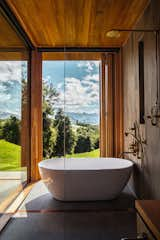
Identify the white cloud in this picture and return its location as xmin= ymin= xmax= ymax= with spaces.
xmin=83 ymin=73 xmax=99 ymax=82
xmin=77 ymin=61 xmax=100 ymax=73
xmin=0 ymin=61 xmax=26 ymax=83
xmin=55 ymin=76 xmax=99 ymax=113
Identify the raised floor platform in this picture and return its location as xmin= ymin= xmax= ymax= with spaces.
xmin=0 ymin=181 xmax=137 ymax=240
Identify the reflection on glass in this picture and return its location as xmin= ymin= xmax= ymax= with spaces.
xmin=0 ymin=60 xmax=28 ymax=203
xmin=0 ymin=7 xmax=29 ymax=210
xmin=42 ymin=60 xmax=100 ymax=159
xmin=42 ymin=61 xmax=65 ymax=158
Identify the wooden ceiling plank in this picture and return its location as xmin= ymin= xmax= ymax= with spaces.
xmin=0 ymin=11 xmax=25 ymax=48
xmin=6 ymin=0 xmax=37 ymax=46
xmin=6 ymin=0 xmax=149 ymax=48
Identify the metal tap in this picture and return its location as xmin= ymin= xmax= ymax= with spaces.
xmin=119 ymin=151 xmax=135 ymax=158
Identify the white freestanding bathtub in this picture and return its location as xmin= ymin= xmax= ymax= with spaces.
xmin=38 ymin=158 xmax=133 ymax=201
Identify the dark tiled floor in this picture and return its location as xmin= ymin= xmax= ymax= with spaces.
xmin=0 ymin=181 xmax=137 ymax=240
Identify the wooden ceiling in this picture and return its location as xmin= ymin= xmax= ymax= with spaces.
xmin=6 ymin=0 xmax=149 ymax=48
xmin=0 ymin=10 xmax=25 ymax=48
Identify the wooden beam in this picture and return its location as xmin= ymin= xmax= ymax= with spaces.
xmin=40 ymin=47 xmax=120 ymax=53
xmin=100 ymin=51 xmax=123 ymax=157
xmin=106 ymin=54 xmax=114 ymax=157
xmin=100 ymin=54 xmax=107 ymax=157
xmin=0 ymin=51 xmax=28 ymax=60
xmin=113 ymin=50 xmax=123 ymax=157
xmin=30 ymin=50 xmax=42 ymax=181
xmin=43 ymin=51 xmax=103 ymax=60
xmin=100 ymin=53 xmax=114 ymax=157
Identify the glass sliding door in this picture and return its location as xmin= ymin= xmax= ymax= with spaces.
xmin=0 ymin=8 xmax=30 ymax=210
xmin=42 ymin=54 xmax=100 ymax=159
xmin=42 ymin=60 xmax=65 ymax=159
xmin=64 ymin=60 xmax=100 ymax=158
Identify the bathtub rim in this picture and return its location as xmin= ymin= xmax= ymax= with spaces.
xmin=38 ymin=157 xmax=134 ymax=171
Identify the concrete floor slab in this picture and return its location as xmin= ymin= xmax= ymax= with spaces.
xmin=1 ymin=211 xmax=136 ymax=240
xmin=0 ymin=181 xmax=136 ymax=240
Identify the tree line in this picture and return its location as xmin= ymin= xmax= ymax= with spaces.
xmin=0 ymin=81 xmax=99 ymax=158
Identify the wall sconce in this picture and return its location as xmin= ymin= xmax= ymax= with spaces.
xmin=106 ymin=28 xmax=160 ymax=127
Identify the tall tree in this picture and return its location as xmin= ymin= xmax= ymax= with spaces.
xmin=43 ymin=81 xmax=59 ymax=158
xmin=54 ymin=109 xmax=75 ymax=156
xmin=74 ymin=135 xmax=91 ymax=153
xmin=2 ymin=116 xmax=20 ymax=145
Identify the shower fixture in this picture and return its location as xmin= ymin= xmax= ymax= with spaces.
xmin=106 ymin=28 xmax=159 ymax=38
xmin=107 ymin=28 xmax=160 ymax=127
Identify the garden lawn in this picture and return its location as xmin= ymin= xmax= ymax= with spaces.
xmin=66 ymin=148 xmax=100 ymax=158
xmin=0 ymin=140 xmax=21 ymax=171
xmin=0 ymin=140 xmax=100 ymax=170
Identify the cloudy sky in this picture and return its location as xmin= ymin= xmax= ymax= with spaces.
xmin=0 ymin=61 xmax=26 ymax=118
xmin=43 ymin=60 xmax=100 ymax=114
xmin=0 ymin=60 xmax=100 ymax=119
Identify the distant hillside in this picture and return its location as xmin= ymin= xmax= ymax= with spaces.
xmin=0 ymin=110 xmax=99 ymax=125
xmin=0 ymin=111 xmax=20 ymax=120
xmin=66 ymin=148 xmax=100 ymax=158
xmin=66 ymin=112 xmax=99 ymax=125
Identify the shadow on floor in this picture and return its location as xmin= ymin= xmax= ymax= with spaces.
xmin=19 ymin=181 xmax=135 ymax=211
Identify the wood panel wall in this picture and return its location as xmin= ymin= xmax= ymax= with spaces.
xmin=123 ymin=0 xmax=160 ymax=199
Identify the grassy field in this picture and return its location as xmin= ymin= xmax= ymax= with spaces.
xmin=0 ymin=139 xmax=100 ymax=171
xmin=66 ymin=148 xmax=100 ymax=158
xmin=0 ymin=140 xmax=21 ymax=171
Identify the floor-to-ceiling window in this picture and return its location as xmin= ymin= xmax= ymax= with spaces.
xmin=42 ymin=58 xmax=100 ymax=159
xmin=0 ymin=9 xmax=30 ymax=210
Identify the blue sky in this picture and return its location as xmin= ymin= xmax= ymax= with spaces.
xmin=43 ymin=60 xmax=100 ymax=114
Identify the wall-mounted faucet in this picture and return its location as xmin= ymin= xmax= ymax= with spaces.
xmin=124 ymin=121 xmax=147 ymax=166
xmin=119 ymin=151 xmax=135 ymax=158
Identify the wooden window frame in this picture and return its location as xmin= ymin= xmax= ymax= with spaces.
xmin=30 ymin=49 xmax=42 ymax=181
xmin=30 ymin=51 xmax=123 ymax=180
xmin=100 ymin=51 xmax=123 ymax=157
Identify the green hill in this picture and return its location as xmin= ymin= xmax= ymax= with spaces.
xmin=66 ymin=148 xmax=100 ymax=158
xmin=0 ymin=140 xmax=21 ymax=171
xmin=0 ymin=140 xmax=100 ymax=171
